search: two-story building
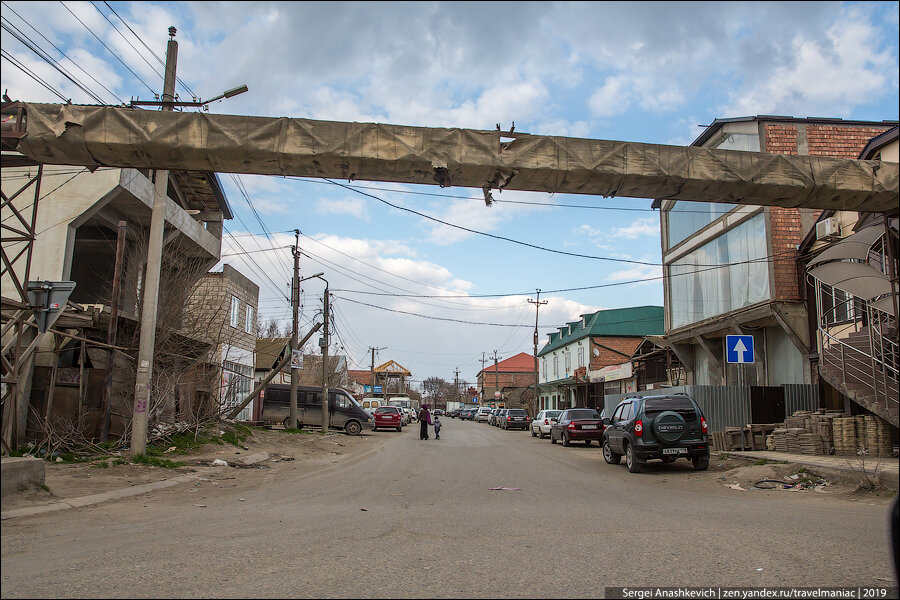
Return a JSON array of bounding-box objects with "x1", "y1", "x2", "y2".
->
[
  {"x1": 537, "y1": 306, "x2": 664, "y2": 412},
  {"x1": 476, "y1": 352, "x2": 536, "y2": 408}
]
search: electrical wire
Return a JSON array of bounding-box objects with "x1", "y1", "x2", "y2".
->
[
  {"x1": 58, "y1": 0, "x2": 156, "y2": 95},
  {"x1": 0, "y1": 48, "x2": 69, "y2": 102}
]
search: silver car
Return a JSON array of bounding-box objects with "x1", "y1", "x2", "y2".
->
[{"x1": 531, "y1": 409, "x2": 562, "y2": 439}]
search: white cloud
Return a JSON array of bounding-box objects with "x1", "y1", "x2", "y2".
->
[
  {"x1": 606, "y1": 264, "x2": 662, "y2": 287},
  {"x1": 316, "y1": 197, "x2": 369, "y2": 220},
  {"x1": 588, "y1": 75, "x2": 631, "y2": 117},
  {"x1": 611, "y1": 217, "x2": 660, "y2": 239}
]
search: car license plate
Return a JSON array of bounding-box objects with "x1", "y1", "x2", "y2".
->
[
  {"x1": 582, "y1": 425, "x2": 597, "y2": 429},
  {"x1": 663, "y1": 447, "x2": 688, "y2": 455}
]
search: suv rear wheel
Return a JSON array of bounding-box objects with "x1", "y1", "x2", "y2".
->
[
  {"x1": 603, "y1": 440, "x2": 621, "y2": 464},
  {"x1": 625, "y1": 443, "x2": 643, "y2": 473},
  {"x1": 692, "y1": 454, "x2": 710, "y2": 471}
]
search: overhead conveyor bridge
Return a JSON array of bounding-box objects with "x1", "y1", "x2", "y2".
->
[{"x1": 3, "y1": 102, "x2": 898, "y2": 212}]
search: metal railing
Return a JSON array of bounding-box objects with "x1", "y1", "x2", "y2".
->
[{"x1": 814, "y1": 280, "x2": 899, "y2": 419}]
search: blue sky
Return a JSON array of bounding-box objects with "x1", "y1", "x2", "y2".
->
[{"x1": 3, "y1": 1, "x2": 898, "y2": 387}]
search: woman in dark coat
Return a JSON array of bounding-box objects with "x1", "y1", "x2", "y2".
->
[{"x1": 418, "y1": 404, "x2": 432, "y2": 440}]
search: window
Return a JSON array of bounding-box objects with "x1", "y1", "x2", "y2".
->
[
  {"x1": 820, "y1": 284, "x2": 853, "y2": 323},
  {"x1": 668, "y1": 214, "x2": 770, "y2": 330},
  {"x1": 542, "y1": 359, "x2": 547, "y2": 378},
  {"x1": 577, "y1": 347, "x2": 585, "y2": 368},
  {"x1": 230, "y1": 295, "x2": 240, "y2": 328},
  {"x1": 245, "y1": 305, "x2": 254, "y2": 334},
  {"x1": 553, "y1": 356, "x2": 559, "y2": 377},
  {"x1": 565, "y1": 352, "x2": 571, "y2": 373},
  {"x1": 667, "y1": 201, "x2": 737, "y2": 249}
]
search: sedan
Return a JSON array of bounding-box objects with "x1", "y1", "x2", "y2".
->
[
  {"x1": 500, "y1": 408, "x2": 530, "y2": 430},
  {"x1": 550, "y1": 408, "x2": 606, "y2": 447},
  {"x1": 372, "y1": 406, "x2": 404, "y2": 432},
  {"x1": 530, "y1": 409, "x2": 562, "y2": 439}
]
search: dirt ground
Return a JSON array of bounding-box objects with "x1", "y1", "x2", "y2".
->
[{"x1": 2, "y1": 425, "x2": 385, "y2": 511}]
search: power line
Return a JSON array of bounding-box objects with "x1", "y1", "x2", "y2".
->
[
  {"x1": 58, "y1": 0, "x2": 156, "y2": 95},
  {"x1": 0, "y1": 48, "x2": 69, "y2": 102}
]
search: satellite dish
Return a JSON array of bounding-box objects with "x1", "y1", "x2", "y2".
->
[{"x1": 592, "y1": 348, "x2": 600, "y2": 357}]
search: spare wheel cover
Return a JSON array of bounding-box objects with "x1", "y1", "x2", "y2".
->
[{"x1": 653, "y1": 410, "x2": 686, "y2": 443}]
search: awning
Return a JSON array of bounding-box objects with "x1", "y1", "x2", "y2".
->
[
  {"x1": 808, "y1": 261, "x2": 892, "y2": 300},
  {"x1": 870, "y1": 295, "x2": 897, "y2": 316},
  {"x1": 808, "y1": 225, "x2": 884, "y2": 267}
]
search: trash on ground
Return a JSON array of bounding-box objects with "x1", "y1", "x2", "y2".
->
[
  {"x1": 211, "y1": 459, "x2": 229, "y2": 467},
  {"x1": 489, "y1": 487, "x2": 522, "y2": 491}
]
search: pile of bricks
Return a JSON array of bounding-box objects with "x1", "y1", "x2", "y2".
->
[
  {"x1": 864, "y1": 415, "x2": 893, "y2": 457},
  {"x1": 832, "y1": 417, "x2": 858, "y2": 456}
]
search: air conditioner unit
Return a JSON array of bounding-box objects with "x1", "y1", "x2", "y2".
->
[{"x1": 815, "y1": 217, "x2": 840, "y2": 240}]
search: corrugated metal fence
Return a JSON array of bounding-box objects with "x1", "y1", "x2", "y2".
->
[{"x1": 603, "y1": 385, "x2": 818, "y2": 432}]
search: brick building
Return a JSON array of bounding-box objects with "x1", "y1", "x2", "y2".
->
[
  {"x1": 537, "y1": 306, "x2": 664, "y2": 411},
  {"x1": 652, "y1": 116, "x2": 897, "y2": 399},
  {"x1": 477, "y1": 352, "x2": 536, "y2": 408},
  {"x1": 189, "y1": 264, "x2": 259, "y2": 420}
]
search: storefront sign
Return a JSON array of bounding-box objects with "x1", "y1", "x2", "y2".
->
[{"x1": 588, "y1": 362, "x2": 633, "y2": 383}]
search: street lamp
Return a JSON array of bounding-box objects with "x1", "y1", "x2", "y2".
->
[{"x1": 130, "y1": 83, "x2": 249, "y2": 109}]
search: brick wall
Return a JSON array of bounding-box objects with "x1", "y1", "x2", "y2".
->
[
  {"x1": 764, "y1": 124, "x2": 798, "y2": 154},
  {"x1": 589, "y1": 337, "x2": 642, "y2": 370},
  {"x1": 806, "y1": 125, "x2": 892, "y2": 158},
  {"x1": 764, "y1": 122, "x2": 895, "y2": 301}
]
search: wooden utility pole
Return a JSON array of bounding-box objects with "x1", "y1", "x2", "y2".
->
[
  {"x1": 370, "y1": 347, "x2": 376, "y2": 400},
  {"x1": 289, "y1": 230, "x2": 300, "y2": 429},
  {"x1": 321, "y1": 282, "x2": 330, "y2": 434},
  {"x1": 101, "y1": 220, "x2": 127, "y2": 441},
  {"x1": 131, "y1": 27, "x2": 178, "y2": 456},
  {"x1": 528, "y1": 290, "x2": 547, "y2": 412},
  {"x1": 454, "y1": 368, "x2": 460, "y2": 406}
]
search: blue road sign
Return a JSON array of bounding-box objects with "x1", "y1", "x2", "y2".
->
[{"x1": 726, "y1": 335, "x2": 754, "y2": 364}]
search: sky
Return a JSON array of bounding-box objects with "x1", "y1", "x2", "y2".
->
[{"x1": 2, "y1": 1, "x2": 898, "y2": 389}]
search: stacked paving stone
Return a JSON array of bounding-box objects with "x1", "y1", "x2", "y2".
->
[
  {"x1": 799, "y1": 432, "x2": 827, "y2": 455},
  {"x1": 832, "y1": 417, "x2": 858, "y2": 456},
  {"x1": 772, "y1": 429, "x2": 789, "y2": 452},
  {"x1": 864, "y1": 415, "x2": 893, "y2": 457},
  {"x1": 785, "y1": 428, "x2": 804, "y2": 453}
]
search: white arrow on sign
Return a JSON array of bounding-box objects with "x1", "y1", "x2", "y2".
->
[{"x1": 733, "y1": 338, "x2": 748, "y2": 363}]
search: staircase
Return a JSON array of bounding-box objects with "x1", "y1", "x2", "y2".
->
[{"x1": 819, "y1": 326, "x2": 899, "y2": 427}]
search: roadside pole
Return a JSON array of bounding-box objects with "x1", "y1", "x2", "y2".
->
[
  {"x1": 321, "y1": 282, "x2": 330, "y2": 434},
  {"x1": 289, "y1": 230, "x2": 300, "y2": 429},
  {"x1": 528, "y1": 290, "x2": 547, "y2": 414},
  {"x1": 131, "y1": 28, "x2": 178, "y2": 456}
]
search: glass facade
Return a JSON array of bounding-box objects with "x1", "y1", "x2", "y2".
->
[
  {"x1": 668, "y1": 214, "x2": 770, "y2": 330},
  {"x1": 667, "y1": 201, "x2": 737, "y2": 248}
]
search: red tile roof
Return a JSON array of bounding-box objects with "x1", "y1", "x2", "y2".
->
[{"x1": 479, "y1": 352, "x2": 535, "y2": 374}]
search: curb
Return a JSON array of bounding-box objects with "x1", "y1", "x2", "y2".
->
[{"x1": 1, "y1": 452, "x2": 271, "y2": 521}]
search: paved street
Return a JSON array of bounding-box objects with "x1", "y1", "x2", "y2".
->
[{"x1": 2, "y1": 419, "x2": 896, "y2": 598}]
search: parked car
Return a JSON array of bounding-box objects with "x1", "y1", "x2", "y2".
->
[
  {"x1": 489, "y1": 409, "x2": 503, "y2": 426},
  {"x1": 433, "y1": 409, "x2": 444, "y2": 416},
  {"x1": 459, "y1": 408, "x2": 475, "y2": 420},
  {"x1": 549, "y1": 408, "x2": 605, "y2": 447},
  {"x1": 260, "y1": 383, "x2": 371, "y2": 435},
  {"x1": 530, "y1": 409, "x2": 562, "y2": 439},
  {"x1": 372, "y1": 406, "x2": 404, "y2": 432},
  {"x1": 500, "y1": 408, "x2": 529, "y2": 430},
  {"x1": 447, "y1": 409, "x2": 462, "y2": 419},
  {"x1": 474, "y1": 407, "x2": 493, "y2": 422},
  {"x1": 602, "y1": 394, "x2": 709, "y2": 473},
  {"x1": 360, "y1": 398, "x2": 382, "y2": 417}
]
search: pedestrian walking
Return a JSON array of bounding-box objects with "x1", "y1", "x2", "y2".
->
[
  {"x1": 418, "y1": 404, "x2": 432, "y2": 440},
  {"x1": 433, "y1": 415, "x2": 442, "y2": 440}
]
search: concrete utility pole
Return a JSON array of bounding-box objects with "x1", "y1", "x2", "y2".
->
[
  {"x1": 289, "y1": 230, "x2": 300, "y2": 429},
  {"x1": 454, "y1": 368, "x2": 460, "y2": 406},
  {"x1": 131, "y1": 27, "x2": 178, "y2": 456},
  {"x1": 321, "y1": 280, "x2": 330, "y2": 434},
  {"x1": 493, "y1": 350, "x2": 501, "y2": 406},
  {"x1": 528, "y1": 290, "x2": 547, "y2": 412}
]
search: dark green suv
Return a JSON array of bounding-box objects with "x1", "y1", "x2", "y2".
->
[{"x1": 601, "y1": 394, "x2": 709, "y2": 473}]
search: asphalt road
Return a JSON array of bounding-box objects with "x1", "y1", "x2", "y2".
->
[{"x1": 2, "y1": 419, "x2": 896, "y2": 598}]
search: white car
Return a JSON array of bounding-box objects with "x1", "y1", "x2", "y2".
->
[
  {"x1": 531, "y1": 409, "x2": 562, "y2": 438},
  {"x1": 474, "y1": 407, "x2": 493, "y2": 422}
]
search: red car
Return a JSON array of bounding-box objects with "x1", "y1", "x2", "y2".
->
[
  {"x1": 372, "y1": 406, "x2": 403, "y2": 432},
  {"x1": 550, "y1": 408, "x2": 606, "y2": 446}
]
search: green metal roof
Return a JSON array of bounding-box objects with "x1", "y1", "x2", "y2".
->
[{"x1": 538, "y1": 306, "x2": 664, "y2": 357}]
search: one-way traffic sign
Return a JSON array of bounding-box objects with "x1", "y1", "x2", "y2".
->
[{"x1": 726, "y1": 335, "x2": 754, "y2": 364}]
